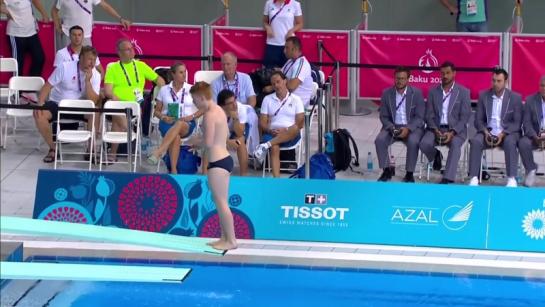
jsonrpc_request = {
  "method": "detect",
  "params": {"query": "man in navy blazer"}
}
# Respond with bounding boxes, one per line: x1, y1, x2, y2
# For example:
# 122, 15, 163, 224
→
420, 62, 471, 184
468, 68, 523, 187
518, 76, 545, 187
375, 66, 425, 183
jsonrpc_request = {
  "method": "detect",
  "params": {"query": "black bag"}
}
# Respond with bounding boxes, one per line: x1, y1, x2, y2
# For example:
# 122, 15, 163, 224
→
329, 128, 360, 172
249, 67, 275, 109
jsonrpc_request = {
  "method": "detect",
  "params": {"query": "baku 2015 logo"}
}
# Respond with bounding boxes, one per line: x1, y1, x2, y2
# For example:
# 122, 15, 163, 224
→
522, 200, 545, 240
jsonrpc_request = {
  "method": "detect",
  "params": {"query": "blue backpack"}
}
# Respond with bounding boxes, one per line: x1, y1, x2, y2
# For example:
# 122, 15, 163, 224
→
290, 153, 335, 180
163, 146, 201, 174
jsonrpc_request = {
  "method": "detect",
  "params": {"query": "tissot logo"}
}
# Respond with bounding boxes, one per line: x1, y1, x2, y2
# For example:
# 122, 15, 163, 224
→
304, 194, 327, 205
280, 194, 349, 222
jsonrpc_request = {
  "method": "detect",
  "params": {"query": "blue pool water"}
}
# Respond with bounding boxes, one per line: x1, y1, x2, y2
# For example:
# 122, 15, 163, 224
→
36, 261, 545, 307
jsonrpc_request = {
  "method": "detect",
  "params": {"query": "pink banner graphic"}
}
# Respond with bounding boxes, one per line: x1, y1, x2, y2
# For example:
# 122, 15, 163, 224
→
359, 33, 502, 100
211, 27, 266, 74
212, 27, 349, 98
510, 35, 545, 100
92, 23, 202, 84
0, 21, 55, 83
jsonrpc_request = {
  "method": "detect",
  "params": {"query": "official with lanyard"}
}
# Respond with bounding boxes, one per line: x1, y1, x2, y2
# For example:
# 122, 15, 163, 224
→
375, 66, 426, 183
153, 62, 199, 139
211, 52, 257, 108
253, 71, 305, 177
103, 38, 165, 162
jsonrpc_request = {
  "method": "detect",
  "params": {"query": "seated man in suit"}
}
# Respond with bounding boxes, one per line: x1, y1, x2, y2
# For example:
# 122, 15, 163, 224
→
468, 67, 523, 187
419, 61, 471, 184
518, 75, 545, 187
253, 71, 305, 177
375, 66, 425, 183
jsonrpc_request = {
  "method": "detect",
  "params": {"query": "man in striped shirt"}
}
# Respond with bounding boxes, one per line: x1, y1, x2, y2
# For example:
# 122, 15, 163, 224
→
281, 36, 313, 108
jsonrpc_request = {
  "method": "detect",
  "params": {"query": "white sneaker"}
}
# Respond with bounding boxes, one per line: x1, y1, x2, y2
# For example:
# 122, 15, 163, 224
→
253, 142, 271, 163
468, 176, 479, 186
524, 169, 537, 187
506, 177, 517, 188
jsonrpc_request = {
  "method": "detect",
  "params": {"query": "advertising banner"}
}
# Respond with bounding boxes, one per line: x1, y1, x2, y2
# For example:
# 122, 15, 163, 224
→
33, 170, 545, 253
92, 23, 203, 83
510, 35, 545, 100
359, 32, 502, 100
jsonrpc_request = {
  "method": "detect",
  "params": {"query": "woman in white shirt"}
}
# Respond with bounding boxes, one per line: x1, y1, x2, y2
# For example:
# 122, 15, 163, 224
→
1, 0, 49, 76
262, 0, 303, 69
148, 62, 203, 173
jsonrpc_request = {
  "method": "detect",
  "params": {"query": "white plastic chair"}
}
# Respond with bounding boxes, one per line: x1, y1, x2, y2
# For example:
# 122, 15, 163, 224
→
99, 101, 141, 172
2, 76, 45, 149
262, 130, 303, 177
0, 58, 18, 101
194, 70, 223, 84
54, 99, 96, 170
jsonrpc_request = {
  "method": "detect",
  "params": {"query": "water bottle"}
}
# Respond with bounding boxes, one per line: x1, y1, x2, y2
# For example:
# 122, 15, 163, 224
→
141, 136, 150, 155
325, 132, 334, 154
367, 152, 374, 170
389, 155, 396, 176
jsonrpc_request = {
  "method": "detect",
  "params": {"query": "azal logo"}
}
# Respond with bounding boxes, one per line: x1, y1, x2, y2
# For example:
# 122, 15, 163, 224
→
442, 201, 473, 231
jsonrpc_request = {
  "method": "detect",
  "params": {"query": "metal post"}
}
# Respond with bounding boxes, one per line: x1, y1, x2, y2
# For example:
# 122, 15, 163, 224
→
317, 88, 323, 153
224, 0, 230, 26
125, 108, 133, 172
335, 61, 340, 129
317, 40, 323, 73
203, 24, 211, 71
304, 110, 311, 179
340, 29, 372, 116
325, 79, 332, 133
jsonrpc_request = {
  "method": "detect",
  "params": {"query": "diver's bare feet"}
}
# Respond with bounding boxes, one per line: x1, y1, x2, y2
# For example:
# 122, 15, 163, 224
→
206, 239, 221, 246
210, 240, 237, 251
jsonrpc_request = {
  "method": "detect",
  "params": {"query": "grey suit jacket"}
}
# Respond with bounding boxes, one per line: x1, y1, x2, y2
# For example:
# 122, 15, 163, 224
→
522, 93, 544, 138
474, 88, 523, 135
379, 86, 425, 132
425, 83, 471, 139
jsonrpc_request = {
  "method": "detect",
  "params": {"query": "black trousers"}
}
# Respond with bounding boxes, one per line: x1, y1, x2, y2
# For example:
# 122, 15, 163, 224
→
8, 34, 45, 77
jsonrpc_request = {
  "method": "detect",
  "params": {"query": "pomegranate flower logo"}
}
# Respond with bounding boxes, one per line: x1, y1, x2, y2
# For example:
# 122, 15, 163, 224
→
131, 39, 144, 55
418, 49, 438, 74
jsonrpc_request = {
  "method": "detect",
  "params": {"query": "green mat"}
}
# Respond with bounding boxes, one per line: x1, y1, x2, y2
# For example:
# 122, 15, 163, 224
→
0, 261, 192, 283
0, 216, 224, 255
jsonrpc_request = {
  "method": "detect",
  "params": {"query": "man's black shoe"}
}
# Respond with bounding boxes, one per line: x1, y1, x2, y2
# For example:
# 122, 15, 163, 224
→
438, 178, 454, 184
402, 172, 415, 183
378, 168, 392, 182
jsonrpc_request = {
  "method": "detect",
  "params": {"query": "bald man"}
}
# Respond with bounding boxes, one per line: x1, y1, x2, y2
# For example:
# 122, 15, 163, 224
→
211, 52, 257, 108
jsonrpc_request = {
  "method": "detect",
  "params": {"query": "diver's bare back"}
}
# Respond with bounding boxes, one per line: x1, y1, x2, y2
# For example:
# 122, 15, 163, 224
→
205, 103, 230, 162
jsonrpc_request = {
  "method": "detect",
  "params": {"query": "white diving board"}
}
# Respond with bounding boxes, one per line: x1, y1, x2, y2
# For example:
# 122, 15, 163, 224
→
0, 216, 225, 255
0, 262, 192, 283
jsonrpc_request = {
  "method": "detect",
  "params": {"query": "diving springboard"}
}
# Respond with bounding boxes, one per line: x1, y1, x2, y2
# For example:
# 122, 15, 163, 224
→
0, 216, 224, 255
0, 262, 192, 283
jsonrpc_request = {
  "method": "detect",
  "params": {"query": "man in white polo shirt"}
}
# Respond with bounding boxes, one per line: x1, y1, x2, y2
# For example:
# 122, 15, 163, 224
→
253, 71, 304, 177
34, 46, 101, 163
53, 25, 103, 76
51, 0, 130, 49
211, 52, 257, 108
282, 36, 313, 108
